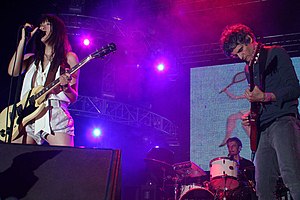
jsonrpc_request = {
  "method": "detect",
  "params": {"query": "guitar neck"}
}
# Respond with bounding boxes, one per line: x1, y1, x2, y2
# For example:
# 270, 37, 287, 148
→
248, 43, 262, 92
33, 55, 94, 101
32, 42, 117, 102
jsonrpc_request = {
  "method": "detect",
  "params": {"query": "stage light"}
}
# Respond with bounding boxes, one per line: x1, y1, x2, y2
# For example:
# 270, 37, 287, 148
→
92, 128, 102, 137
83, 38, 90, 46
157, 63, 165, 71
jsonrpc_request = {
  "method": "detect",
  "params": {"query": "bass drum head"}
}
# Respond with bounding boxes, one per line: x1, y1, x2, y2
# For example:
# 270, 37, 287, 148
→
180, 187, 214, 200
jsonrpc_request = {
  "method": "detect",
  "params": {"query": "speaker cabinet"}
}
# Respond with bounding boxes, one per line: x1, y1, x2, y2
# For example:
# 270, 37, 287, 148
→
0, 143, 121, 200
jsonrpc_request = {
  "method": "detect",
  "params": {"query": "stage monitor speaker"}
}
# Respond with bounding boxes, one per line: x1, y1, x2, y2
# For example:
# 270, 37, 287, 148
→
0, 143, 121, 200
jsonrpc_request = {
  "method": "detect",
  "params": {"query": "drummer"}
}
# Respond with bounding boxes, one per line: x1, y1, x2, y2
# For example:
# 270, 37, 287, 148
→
226, 137, 255, 183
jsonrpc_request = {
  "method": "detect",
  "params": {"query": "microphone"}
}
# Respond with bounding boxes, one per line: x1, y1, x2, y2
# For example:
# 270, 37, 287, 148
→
23, 25, 42, 38
228, 153, 234, 160
24, 26, 33, 33
24, 26, 33, 38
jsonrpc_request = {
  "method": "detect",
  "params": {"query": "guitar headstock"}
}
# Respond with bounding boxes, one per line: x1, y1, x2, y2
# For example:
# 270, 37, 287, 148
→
91, 43, 117, 58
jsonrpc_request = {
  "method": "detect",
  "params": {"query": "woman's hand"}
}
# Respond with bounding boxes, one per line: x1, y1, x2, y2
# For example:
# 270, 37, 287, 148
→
59, 72, 72, 91
22, 23, 39, 40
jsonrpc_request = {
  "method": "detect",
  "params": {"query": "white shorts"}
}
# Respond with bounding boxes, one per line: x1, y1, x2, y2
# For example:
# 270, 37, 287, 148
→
26, 100, 74, 145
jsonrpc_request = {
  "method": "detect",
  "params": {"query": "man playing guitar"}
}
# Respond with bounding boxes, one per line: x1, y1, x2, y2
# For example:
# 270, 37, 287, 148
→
220, 24, 300, 200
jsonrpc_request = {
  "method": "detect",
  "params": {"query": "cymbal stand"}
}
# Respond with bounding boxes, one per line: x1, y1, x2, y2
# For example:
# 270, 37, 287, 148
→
220, 176, 230, 200
241, 169, 256, 193
213, 187, 229, 200
161, 167, 167, 200
173, 175, 180, 200
172, 174, 182, 200
222, 187, 229, 200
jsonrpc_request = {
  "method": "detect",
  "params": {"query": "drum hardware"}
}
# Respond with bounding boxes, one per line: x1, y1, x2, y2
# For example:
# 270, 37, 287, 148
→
239, 168, 256, 193
239, 166, 256, 193
145, 159, 215, 200
276, 177, 293, 200
172, 161, 215, 200
172, 175, 181, 200
179, 184, 214, 200
217, 187, 231, 200
144, 158, 175, 200
173, 161, 207, 179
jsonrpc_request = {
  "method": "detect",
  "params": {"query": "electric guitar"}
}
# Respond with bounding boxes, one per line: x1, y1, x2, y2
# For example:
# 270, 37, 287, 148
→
0, 43, 116, 142
248, 43, 262, 153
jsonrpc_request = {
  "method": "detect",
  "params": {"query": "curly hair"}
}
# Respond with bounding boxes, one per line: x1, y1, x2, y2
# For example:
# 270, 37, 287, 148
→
226, 137, 243, 148
220, 24, 255, 57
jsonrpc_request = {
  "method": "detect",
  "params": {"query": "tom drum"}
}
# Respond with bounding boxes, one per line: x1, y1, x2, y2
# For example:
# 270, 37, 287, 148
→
209, 157, 239, 190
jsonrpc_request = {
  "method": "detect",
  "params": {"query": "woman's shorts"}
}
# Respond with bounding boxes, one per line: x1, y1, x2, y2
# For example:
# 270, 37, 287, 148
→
26, 100, 74, 145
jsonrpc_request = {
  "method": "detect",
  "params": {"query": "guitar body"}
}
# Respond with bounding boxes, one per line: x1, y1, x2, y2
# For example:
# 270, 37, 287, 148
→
0, 86, 47, 142
248, 44, 262, 152
249, 102, 260, 152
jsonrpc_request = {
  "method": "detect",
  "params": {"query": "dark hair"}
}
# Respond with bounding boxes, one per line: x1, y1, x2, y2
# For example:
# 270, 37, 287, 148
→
220, 24, 255, 57
226, 137, 242, 148
33, 14, 71, 70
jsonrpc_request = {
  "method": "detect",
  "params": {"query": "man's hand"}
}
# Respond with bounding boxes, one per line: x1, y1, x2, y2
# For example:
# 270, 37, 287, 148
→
244, 86, 264, 102
241, 111, 250, 126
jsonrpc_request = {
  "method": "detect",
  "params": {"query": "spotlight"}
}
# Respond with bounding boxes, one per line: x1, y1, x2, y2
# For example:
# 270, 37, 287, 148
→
83, 38, 90, 46
157, 63, 165, 71
92, 128, 102, 137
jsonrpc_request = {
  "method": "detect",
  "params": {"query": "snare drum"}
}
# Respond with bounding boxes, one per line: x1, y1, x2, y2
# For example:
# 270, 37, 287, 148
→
209, 157, 239, 190
180, 185, 214, 200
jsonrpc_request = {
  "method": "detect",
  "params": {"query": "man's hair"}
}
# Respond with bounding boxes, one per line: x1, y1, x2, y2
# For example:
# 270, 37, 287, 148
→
226, 137, 242, 148
220, 24, 256, 56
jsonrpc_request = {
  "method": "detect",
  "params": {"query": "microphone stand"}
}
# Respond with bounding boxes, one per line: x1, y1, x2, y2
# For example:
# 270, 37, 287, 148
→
6, 32, 29, 143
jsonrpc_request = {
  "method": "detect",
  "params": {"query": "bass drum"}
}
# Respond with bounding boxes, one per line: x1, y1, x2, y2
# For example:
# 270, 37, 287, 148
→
179, 185, 214, 200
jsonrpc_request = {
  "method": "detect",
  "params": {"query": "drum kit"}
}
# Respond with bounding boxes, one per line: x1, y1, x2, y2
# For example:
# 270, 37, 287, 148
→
145, 156, 256, 200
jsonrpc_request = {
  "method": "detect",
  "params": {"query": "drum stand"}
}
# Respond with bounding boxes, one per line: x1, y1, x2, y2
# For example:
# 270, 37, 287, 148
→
214, 187, 230, 200
172, 176, 180, 200
222, 187, 230, 200
213, 176, 231, 200
161, 167, 168, 200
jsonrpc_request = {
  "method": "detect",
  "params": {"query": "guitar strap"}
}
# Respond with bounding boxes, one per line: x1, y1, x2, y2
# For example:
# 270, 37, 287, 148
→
258, 45, 269, 91
30, 59, 69, 88
44, 64, 61, 87
44, 62, 70, 86
255, 45, 270, 148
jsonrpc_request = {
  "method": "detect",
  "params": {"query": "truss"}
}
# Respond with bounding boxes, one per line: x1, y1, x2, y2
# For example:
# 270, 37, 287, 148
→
69, 95, 178, 138
178, 32, 300, 67
58, 13, 127, 39
175, 0, 268, 14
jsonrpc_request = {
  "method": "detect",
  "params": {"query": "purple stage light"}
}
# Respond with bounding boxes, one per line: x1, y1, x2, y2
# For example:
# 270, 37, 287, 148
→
157, 63, 165, 71
83, 38, 90, 46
